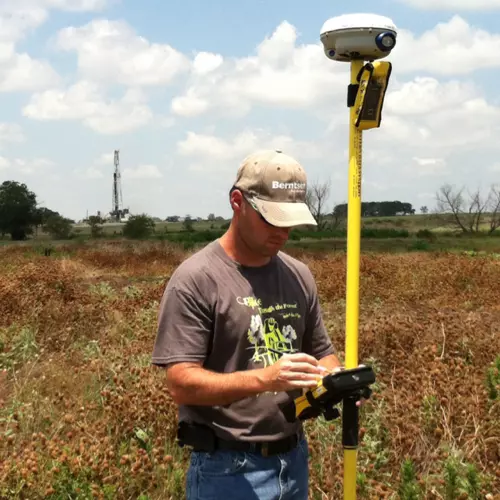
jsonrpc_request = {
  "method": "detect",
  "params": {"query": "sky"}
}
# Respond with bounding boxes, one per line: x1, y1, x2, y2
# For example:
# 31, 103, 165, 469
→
0, 0, 499, 222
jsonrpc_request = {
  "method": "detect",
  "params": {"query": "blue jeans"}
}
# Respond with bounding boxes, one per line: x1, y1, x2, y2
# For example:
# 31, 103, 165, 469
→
185, 438, 309, 499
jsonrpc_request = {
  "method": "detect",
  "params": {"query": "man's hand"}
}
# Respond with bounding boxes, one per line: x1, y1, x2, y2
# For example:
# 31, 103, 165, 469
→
261, 352, 329, 392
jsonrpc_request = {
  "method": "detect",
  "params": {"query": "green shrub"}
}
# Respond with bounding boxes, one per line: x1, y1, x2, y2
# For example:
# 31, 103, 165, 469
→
361, 228, 409, 238
123, 215, 156, 239
416, 229, 436, 241
409, 239, 430, 251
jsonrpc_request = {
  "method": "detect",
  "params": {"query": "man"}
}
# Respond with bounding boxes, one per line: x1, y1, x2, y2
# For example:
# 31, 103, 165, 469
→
152, 150, 344, 499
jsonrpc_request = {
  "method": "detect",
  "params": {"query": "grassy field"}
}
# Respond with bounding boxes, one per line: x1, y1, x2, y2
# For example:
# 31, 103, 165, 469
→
67, 213, 497, 236
9, 212, 500, 257
1, 240, 499, 499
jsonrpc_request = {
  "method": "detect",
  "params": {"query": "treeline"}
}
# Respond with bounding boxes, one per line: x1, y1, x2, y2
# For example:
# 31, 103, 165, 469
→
334, 201, 415, 217
3, 176, 499, 243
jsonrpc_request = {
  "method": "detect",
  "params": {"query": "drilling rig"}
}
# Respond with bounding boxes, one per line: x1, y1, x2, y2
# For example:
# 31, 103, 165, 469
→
110, 150, 129, 222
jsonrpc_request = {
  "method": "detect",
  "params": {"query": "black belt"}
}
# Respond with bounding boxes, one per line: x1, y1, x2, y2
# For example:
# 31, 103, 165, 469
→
177, 421, 303, 457
214, 431, 303, 457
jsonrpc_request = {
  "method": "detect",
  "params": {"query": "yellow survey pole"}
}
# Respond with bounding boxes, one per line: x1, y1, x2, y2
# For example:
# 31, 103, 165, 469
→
345, 59, 364, 371
343, 58, 364, 500
319, 14, 397, 500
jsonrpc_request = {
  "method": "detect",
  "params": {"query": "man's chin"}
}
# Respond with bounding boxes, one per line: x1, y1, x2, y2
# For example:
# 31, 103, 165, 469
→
265, 241, 287, 254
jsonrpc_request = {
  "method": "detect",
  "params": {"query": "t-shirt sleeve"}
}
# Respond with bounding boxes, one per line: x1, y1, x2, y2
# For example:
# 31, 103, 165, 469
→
151, 284, 213, 367
301, 272, 336, 360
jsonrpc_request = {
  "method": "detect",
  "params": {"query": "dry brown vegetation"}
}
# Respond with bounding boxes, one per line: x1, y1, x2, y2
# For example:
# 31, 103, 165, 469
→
0, 240, 499, 499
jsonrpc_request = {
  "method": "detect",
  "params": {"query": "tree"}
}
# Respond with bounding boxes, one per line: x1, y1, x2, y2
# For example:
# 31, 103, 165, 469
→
36, 207, 60, 225
420, 206, 428, 214
123, 214, 156, 239
0, 181, 38, 240
183, 215, 194, 232
43, 214, 73, 240
334, 200, 415, 217
88, 215, 104, 238
488, 186, 500, 233
305, 179, 331, 230
435, 183, 500, 234
34, 207, 62, 237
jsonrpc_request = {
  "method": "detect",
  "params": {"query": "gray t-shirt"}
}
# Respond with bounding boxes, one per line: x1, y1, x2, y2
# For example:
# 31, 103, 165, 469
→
151, 239, 335, 442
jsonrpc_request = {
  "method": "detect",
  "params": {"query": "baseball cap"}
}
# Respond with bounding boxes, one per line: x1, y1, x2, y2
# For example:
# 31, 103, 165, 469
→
233, 149, 317, 227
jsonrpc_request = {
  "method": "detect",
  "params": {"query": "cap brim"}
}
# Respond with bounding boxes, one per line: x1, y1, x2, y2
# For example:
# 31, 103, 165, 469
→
253, 198, 317, 227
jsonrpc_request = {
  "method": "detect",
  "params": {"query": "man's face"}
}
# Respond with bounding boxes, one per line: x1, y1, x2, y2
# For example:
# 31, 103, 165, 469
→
236, 192, 292, 257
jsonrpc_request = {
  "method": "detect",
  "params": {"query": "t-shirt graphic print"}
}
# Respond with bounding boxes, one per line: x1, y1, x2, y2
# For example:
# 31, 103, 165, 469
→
245, 299, 300, 368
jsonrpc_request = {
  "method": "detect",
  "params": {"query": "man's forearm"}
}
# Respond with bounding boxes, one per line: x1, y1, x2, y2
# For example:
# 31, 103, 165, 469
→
167, 365, 269, 406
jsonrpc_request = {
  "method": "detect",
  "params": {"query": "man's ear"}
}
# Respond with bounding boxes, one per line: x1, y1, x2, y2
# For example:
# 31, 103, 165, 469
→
230, 189, 244, 211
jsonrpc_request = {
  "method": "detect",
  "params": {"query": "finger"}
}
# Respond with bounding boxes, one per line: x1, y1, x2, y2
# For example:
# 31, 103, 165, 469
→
286, 379, 323, 389
285, 362, 326, 374
279, 371, 323, 383
283, 352, 319, 365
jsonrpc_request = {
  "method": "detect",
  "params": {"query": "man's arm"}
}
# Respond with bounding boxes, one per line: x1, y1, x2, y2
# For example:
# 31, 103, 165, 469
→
165, 353, 328, 407
165, 362, 269, 406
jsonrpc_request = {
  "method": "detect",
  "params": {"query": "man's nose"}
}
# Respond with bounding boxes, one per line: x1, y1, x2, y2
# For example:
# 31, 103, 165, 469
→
275, 226, 291, 235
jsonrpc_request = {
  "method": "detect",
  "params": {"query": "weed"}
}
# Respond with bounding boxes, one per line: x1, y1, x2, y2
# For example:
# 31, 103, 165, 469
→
398, 458, 422, 500
485, 355, 499, 400
0, 325, 38, 371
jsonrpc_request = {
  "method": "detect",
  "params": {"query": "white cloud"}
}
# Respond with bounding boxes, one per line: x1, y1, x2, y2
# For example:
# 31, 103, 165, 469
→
0, 0, 111, 92
192, 52, 223, 75
171, 16, 500, 120
177, 130, 259, 162
391, 16, 500, 74
0, 156, 10, 170
96, 152, 114, 165
177, 129, 324, 170
123, 164, 163, 179
171, 21, 348, 118
171, 89, 211, 118
0, 157, 54, 175
397, 0, 500, 9
373, 74, 500, 153
411, 157, 449, 176
55, 19, 191, 86
0, 0, 113, 43
0, 44, 60, 91
385, 77, 477, 115
74, 151, 116, 179
22, 81, 153, 134
0, 7, 48, 43
78, 166, 104, 179
48, 0, 114, 11
171, 59, 499, 205
413, 157, 446, 167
